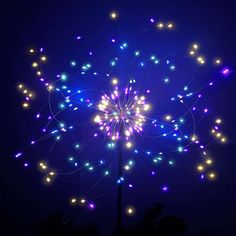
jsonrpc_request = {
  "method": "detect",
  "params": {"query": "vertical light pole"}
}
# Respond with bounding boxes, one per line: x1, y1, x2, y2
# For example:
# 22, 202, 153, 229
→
116, 136, 123, 233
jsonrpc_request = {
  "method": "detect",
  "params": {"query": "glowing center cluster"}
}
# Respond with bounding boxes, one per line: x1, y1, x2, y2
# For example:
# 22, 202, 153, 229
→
94, 86, 150, 148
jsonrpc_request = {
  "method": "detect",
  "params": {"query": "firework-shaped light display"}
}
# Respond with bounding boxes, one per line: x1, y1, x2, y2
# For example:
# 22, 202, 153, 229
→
14, 10, 232, 223
94, 84, 150, 148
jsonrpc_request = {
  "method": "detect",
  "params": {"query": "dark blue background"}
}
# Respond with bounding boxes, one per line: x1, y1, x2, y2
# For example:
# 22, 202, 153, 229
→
2, 0, 236, 235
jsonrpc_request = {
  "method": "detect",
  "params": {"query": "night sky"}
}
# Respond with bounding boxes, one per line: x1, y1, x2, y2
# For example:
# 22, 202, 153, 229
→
2, 1, 236, 235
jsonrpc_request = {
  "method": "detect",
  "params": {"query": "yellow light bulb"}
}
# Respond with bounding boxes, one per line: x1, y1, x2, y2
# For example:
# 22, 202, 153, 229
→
80, 198, 86, 204
164, 114, 172, 121
197, 164, 204, 172
208, 172, 216, 180
46, 177, 51, 183
110, 11, 118, 20
197, 56, 205, 65
18, 84, 24, 89
39, 162, 47, 170
156, 22, 164, 29
47, 84, 54, 92
205, 159, 213, 165
94, 115, 101, 123
70, 197, 78, 205
167, 22, 174, 29
126, 206, 135, 216
41, 56, 47, 61
22, 102, 29, 108
126, 142, 133, 149
214, 58, 222, 65
28, 93, 34, 98
221, 137, 227, 143
111, 78, 119, 85
32, 62, 38, 68
191, 135, 198, 142
192, 44, 199, 50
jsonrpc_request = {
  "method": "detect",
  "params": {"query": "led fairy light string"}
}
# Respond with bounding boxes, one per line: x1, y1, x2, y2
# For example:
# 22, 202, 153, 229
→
14, 10, 232, 217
